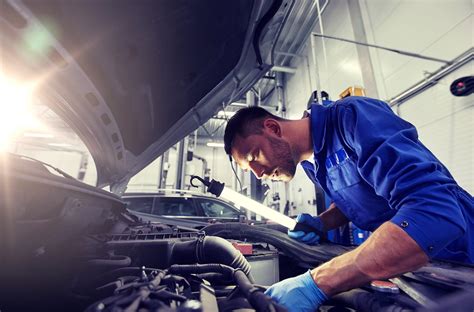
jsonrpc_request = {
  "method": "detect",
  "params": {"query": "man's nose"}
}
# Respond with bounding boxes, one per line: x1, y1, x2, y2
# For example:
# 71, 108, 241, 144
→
248, 162, 265, 179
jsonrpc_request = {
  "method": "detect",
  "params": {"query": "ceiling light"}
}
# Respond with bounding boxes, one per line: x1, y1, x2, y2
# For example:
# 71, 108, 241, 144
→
217, 110, 235, 118
207, 142, 224, 148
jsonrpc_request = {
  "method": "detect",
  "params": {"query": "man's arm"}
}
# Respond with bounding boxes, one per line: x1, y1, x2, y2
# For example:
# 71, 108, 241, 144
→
311, 221, 428, 296
318, 202, 349, 231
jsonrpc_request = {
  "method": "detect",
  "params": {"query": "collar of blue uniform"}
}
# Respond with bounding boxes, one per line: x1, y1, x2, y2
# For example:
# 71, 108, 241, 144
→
309, 103, 327, 154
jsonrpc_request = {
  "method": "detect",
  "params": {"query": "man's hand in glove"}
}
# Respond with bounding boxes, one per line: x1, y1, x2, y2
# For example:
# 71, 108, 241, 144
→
265, 271, 328, 312
288, 213, 324, 245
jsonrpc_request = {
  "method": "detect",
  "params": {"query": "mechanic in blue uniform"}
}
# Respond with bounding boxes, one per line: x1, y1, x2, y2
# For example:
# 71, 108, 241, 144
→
223, 96, 473, 312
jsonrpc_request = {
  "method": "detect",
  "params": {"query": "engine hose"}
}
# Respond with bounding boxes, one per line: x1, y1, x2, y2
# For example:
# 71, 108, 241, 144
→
169, 235, 254, 282
168, 264, 286, 312
196, 273, 233, 285
168, 263, 234, 278
202, 223, 353, 265
168, 265, 234, 284
233, 270, 286, 312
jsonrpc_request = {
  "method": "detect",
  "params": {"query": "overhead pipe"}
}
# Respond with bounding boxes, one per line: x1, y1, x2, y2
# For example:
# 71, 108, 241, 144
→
312, 33, 452, 65
388, 48, 473, 107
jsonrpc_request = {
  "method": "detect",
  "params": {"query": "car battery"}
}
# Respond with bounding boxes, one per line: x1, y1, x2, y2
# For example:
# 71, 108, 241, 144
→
243, 244, 279, 286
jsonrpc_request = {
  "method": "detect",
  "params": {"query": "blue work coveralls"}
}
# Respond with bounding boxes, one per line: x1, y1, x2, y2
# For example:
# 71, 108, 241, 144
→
301, 96, 473, 263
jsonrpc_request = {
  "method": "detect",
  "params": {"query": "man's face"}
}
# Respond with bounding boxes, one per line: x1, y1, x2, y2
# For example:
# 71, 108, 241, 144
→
231, 129, 297, 182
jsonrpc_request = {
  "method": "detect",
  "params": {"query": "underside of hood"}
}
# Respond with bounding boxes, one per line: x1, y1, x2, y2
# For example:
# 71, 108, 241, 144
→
1, 0, 290, 191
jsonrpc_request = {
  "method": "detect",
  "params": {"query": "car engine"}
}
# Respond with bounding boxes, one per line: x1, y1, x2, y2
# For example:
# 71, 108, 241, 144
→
2, 154, 474, 312
0, 154, 289, 311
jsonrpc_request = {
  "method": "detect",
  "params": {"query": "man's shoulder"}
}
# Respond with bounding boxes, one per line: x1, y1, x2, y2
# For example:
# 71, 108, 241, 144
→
335, 96, 390, 107
333, 96, 394, 115
334, 96, 382, 106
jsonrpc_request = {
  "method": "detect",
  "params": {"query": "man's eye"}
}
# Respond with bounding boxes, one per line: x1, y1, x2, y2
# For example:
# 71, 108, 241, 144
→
253, 150, 260, 161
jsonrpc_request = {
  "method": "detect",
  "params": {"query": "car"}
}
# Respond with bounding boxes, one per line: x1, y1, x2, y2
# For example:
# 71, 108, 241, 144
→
123, 190, 249, 228
1, 0, 473, 311
0, 1, 298, 311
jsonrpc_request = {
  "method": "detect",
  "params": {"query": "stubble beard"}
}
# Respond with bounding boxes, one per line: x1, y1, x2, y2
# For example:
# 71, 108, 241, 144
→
268, 136, 297, 181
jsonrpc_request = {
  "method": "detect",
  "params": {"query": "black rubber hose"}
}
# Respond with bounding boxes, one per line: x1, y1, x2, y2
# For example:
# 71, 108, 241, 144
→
168, 263, 234, 279
195, 272, 233, 285
168, 264, 285, 312
202, 223, 354, 266
234, 270, 286, 312
199, 236, 253, 281
169, 235, 254, 281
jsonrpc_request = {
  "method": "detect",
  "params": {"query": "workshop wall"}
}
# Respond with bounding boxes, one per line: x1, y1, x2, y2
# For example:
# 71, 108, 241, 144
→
397, 63, 473, 194
193, 145, 235, 188
127, 157, 162, 192
361, 0, 472, 99
127, 143, 237, 193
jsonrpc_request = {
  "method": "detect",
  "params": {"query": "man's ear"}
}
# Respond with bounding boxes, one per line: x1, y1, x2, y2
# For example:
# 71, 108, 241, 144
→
263, 119, 282, 137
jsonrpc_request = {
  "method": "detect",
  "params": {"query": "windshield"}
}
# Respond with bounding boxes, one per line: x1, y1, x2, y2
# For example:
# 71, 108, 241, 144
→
0, 75, 97, 185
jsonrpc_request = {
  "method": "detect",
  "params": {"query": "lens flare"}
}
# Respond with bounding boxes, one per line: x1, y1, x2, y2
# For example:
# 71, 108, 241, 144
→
0, 74, 42, 150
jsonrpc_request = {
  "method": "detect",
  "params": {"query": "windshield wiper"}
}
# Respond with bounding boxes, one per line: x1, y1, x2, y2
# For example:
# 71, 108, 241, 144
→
9, 153, 77, 180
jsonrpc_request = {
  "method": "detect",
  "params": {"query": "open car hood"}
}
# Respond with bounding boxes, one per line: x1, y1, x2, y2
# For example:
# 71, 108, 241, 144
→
1, 0, 291, 191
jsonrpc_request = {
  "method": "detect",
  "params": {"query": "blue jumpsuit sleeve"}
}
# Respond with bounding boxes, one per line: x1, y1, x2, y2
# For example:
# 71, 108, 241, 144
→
337, 97, 467, 257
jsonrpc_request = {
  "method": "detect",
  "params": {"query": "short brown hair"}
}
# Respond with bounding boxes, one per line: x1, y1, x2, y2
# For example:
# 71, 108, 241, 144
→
223, 106, 283, 155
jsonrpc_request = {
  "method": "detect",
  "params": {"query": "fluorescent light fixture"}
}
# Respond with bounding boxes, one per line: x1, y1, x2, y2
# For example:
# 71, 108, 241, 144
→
217, 110, 235, 118
48, 143, 71, 147
220, 187, 297, 229
23, 132, 54, 138
207, 142, 225, 148
190, 175, 300, 230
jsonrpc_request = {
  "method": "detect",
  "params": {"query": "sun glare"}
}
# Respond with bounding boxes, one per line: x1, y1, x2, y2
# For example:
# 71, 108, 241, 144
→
0, 74, 42, 151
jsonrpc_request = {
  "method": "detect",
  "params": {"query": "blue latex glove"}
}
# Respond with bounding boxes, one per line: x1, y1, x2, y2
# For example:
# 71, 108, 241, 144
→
265, 271, 328, 312
288, 213, 323, 245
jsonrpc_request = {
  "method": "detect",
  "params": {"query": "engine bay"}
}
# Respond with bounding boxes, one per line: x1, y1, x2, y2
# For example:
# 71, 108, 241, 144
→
1, 154, 474, 311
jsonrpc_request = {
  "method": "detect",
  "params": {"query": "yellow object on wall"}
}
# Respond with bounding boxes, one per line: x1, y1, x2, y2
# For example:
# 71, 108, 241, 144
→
339, 86, 366, 98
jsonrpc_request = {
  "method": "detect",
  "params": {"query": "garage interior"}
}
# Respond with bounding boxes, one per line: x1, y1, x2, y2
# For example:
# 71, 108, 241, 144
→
9, 0, 471, 213
0, 0, 473, 311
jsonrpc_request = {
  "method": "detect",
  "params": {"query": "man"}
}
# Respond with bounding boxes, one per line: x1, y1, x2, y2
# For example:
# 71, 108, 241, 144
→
223, 96, 473, 312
